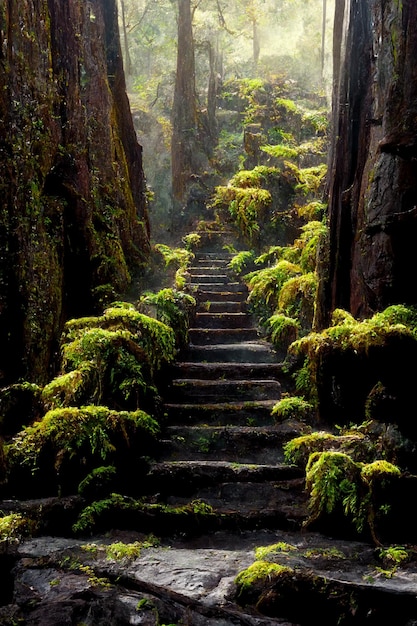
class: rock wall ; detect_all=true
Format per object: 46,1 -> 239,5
0,0 -> 150,384
316,0 -> 417,327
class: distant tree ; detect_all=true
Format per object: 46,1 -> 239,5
171,0 -> 198,201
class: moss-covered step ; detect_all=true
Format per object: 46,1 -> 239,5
159,424 -> 304,464
185,342 -> 279,363
163,399 -> 278,426
166,378 -> 281,403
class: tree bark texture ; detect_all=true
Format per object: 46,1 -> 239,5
316,0 -> 417,328
0,0 -> 150,384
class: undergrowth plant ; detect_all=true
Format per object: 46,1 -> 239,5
6,406 -> 159,494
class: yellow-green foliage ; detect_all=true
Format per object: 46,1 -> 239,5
0,513 -> 36,542
229,250 -> 256,274
72,494 -> 215,534
290,305 -> 417,401
182,232 -> 201,251
229,166 -> 279,189
63,303 -> 176,380
104,536 -> 160,560
235,561 -> 292,592
285,162 -> 327,195
298,221 -> 327,272
246,260 -> 302,310
255,542 -> 297,561
268,314 -> 300,347
277,273 -> 317,320
7,406 -> 159,474
284,432 -> 339,465
138,288 -> 196,348
154,243 -> 193,270
271,396 -> 314,424
296,201 -> 327,221
260,143 -> 299,160
304,450 -> 401,539
213,185 -> 272,243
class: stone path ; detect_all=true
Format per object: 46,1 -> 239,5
149,251 -> 308,531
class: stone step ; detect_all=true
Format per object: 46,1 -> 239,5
197,301 -> 247,314
189,328 -> 259,344
195,253 -> 234,262
163,400 -> 278,426
197,290 -> 248,302
166,378 -> 281,403
172,362 -> 284,380
189,274 -> 231,284
189,266 -> 232,276
146,460 -> 303,497
159,424 -> 302,464
190,282 -> 246,293
163,479 -> 307,521
184,342 -> 278,363
194,312 -> 252,329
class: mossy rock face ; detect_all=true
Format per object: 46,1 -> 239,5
6,406 -> 159,498
291,307 -> 417,439
234,565 -> 417,625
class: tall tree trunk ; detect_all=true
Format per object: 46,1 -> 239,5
171,0 -> 197,201
316,0 -> 417,328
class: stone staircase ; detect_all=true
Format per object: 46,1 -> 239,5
148,251 -> 308,532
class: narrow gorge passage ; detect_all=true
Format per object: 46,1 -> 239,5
148,250 -> 308,531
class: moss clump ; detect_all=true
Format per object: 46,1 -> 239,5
289,305 -> 417,420
304,450 -> 401,542
271,396 -> 315,424
138,288 -> 195,349
44,303 -> 176,411
284,432 -> 339,465
268,314 -> 300,349
255,542 -> 297,561
77,465 -> 117,499
72,494 -> 216,535
235,561 -> 293,605
0,513 -> 37,542
212,185 -> 272,244
246,260 -> 302,312
7,406 -> 159,496
228,250 -> 257,275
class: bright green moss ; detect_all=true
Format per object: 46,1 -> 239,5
255,542 -> 297,561
235,561 -> 292,591
7,406 -> 159,474
271,396 -> 314,423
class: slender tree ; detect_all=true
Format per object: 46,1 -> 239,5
171,0 -> 198,201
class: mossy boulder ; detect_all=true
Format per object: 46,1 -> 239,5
6,406 -> 159,498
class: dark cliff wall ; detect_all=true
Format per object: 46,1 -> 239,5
0,0 -> 150,384
316,0 -> 417,328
